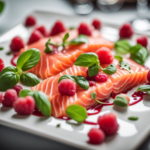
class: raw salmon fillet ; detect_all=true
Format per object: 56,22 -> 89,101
19,29 -> 114,79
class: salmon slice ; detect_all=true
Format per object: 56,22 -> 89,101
51,79 -> 113,117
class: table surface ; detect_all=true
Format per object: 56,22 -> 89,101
0,0 -> 150,149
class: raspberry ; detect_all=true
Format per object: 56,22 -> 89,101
0,58 -> 4,72
89,81 -> 96,87
98,113 -> 119,135
50,21 -> 66,36
118,94 -> 130,103
35,25 -> 49,37
58,79 -> 76,96
136,36 -> 148,47
95,72 -> 108,82
0,92 -> 3,104
86,70 -> 96,81
92,19 -> 101,30
88,128 -> 105,144
28,30 -> 43,44
2,89 -> 18,107
78,23 -> 92,36
147,70 -> 150,83
96,47 -> 113,65
25,15 -> 36,26
119,23 -> 133,38
13,96 -> 35,115
10,36 -> 24,52
13,85 -> 23,96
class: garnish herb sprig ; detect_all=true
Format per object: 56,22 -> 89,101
0,47 -> 4,50
113,95 -> 128,107
128,116 -> 138,121
75,52 -> 117,77
45,33 -> 88,53
0,49 -> 41,91
91,92 -> 105,104
137,85 -> 150,95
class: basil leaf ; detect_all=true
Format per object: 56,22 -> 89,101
114,95 -> 128,107
68,35 -> 88,45
19,89 -> 32,97
66,105 -> 87,122
0,66 -> 20,91
0,47 -> 4,50
88,65 -> 99,77
120,61 -> 131,72
0,1 -> 4,14
130,44 -> 148,65
75,52 -> 99,67
63,33 -> 69,44
20,73 -> 40,87
91,92 -> 97,99
137,85 -> 150,95
103,64 -> 117,75
6,51 -> 12,55
115,40 -> 131,54
128,116 -> 138,121
17,48 -> 41,71
44,38 -> 53,53
58,75 -> 89,90
114,54 -> 123,62
32,91 -> 51,117
69,27 -> 75,30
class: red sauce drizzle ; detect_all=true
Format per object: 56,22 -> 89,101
11,54 -> 19,66
83,120 -> 98,125
32,111 -> 44,117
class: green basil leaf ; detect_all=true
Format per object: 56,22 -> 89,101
19,89 -> 32,97
58,75 -> 89,90
137,85 -> 150,95
130,44 -> 148,65
69,27 -> 75,30
88,65 -> 99,77
32,91 -> 51,117
128,116 -> 138,121
114,54 -> 123,62
75,52 -> 99,67
91,92 -> 97,99
63,33 -> 69,44
6,51 -> 12,55
103,64 -> 117,75
17,48 -> 41,71
0,47 -> 4,50
66,105 -> 87,122
114,95 -> 128,107
0,66 -> 20,91
120,61 -> 131,72
44,38 -> 53,53
20,73 -> 40,87
0,1 -> 4,14
68,35 -> 88,46
115,40 -> 131,54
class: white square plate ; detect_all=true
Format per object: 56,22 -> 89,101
0,11 -> 150,150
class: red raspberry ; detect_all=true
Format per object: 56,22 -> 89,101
35,25 -> 49,37
98,113 -> 119,135
58,79 -> 76,96
136,36 -> 148,47
78,23 -> 92,36
0,92 -> 3,104
13,85 -> 23,96
13,96 -> 35,115
95,72 -> 108,82
86,70 -> 96,81
0,58 -> 4,72
88,128 -> 105,144
28,30 -> 43,44
50,21 -> 66,36
119,23 -> 133,38
10,36 -> 24,52
96,47 -> 113,65
89,81 -> 96,87
147,70 -> 150,82
2,89 -> 18,107
92,19 -> 101,30
25,15 -> 36,26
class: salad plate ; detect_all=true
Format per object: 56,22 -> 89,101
0,11 -> 150,150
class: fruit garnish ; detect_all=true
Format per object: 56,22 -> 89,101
58,74 -> 89,90
13,85 -> 23,96
0,58 -> 4,72
137,84 -> 150,95
136,36 -> 148,47
128,116 -> 139,121
88,81 -> 96,87
113,95 -> 128,107
119,23 -> 133,38
10,36 -> 24,52
75,52 -> 117,77
25,15 -> 36,26
78,23 -> 92,36
92,19 -> 101,30
66,104 -> 87,122
95,72 -> 108,82
35,25 -> 49,37
147,70 -> 150,82
0,49 -> 40,91
0,92 -> 3,104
